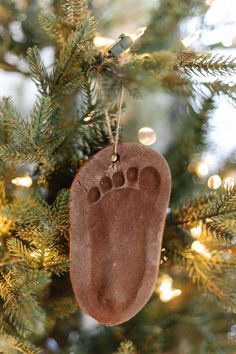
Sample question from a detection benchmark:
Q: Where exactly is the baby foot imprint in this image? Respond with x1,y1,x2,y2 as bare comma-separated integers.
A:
87,166,161,315
70,142,171,326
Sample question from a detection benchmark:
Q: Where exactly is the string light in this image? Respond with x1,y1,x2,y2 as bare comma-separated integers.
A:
83,116,92,122
196,161,209,177
108,27,146,57
158,275,182,302
138,127,156,145
94,36,115,48
207,175,222,190
11,176,32,187
191,241,211,259
190,223,202,238
129,27,147,42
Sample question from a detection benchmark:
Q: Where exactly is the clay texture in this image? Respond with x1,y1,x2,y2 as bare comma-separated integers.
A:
69,143,171,325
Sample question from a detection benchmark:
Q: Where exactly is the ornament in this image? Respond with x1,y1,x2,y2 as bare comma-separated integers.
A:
69,142,171,325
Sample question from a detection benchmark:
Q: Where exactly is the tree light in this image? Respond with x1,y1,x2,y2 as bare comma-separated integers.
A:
207,175,222,190
129,27,147,42
196,161,209,177
11,176,32,187
158,275,182,303
138,127,156,145
108,27,146,57
190,223,202,238
94,36,115,48
191,241,211,259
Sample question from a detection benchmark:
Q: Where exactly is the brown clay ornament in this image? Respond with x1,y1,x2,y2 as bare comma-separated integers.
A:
69,143,171,326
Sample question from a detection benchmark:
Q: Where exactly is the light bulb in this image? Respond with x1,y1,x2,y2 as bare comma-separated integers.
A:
129,27,146,42
196,161,209,177
11,176,32,187
94,36,115,48
138,127,156,145
191,241,211,259
190,224,202,238
207,175,221,190
158,275,182,303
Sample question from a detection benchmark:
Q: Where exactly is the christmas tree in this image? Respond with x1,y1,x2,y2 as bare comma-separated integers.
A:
0,0,236,353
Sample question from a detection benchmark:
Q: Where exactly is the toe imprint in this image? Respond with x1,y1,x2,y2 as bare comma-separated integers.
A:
139,166,161,194
87,187,100,204
112,171,125,187
100,176,112,193
127,167,138,183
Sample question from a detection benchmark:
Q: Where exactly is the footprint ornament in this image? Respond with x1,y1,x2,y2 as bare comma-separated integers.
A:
69,143,171,325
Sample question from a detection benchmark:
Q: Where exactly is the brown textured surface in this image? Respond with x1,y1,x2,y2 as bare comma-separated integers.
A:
69,143,171,325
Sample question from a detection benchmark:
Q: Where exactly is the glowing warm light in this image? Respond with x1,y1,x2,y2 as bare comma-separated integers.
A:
11,176,32,187
223,177,235,189
190,224,202,238
30,250,41,258
94,36,115,48
191,241,211,259
138,127,156,145
158,275,182,303
129,27,147,42
196,161,209,177
30,248,50,258
222,38,233,47
207,175,222,189
83,116,92,122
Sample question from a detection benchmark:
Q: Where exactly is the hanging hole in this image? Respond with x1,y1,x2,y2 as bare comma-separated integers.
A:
111,154,120,163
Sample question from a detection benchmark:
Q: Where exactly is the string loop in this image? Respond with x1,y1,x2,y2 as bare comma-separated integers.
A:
99,78,124,162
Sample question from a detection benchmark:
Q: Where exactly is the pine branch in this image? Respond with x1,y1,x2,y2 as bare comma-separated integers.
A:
38,12,63,44
172,183,236,229
0,180,6,206
183,250,236,313
27,46,48,95
175,50,236,77
114,340,136,354
52,189,69,237
47,296,77,319
63,0,89,26
0,328,40,354
0,270,47,337
49,17,96,97
0,96,64,170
